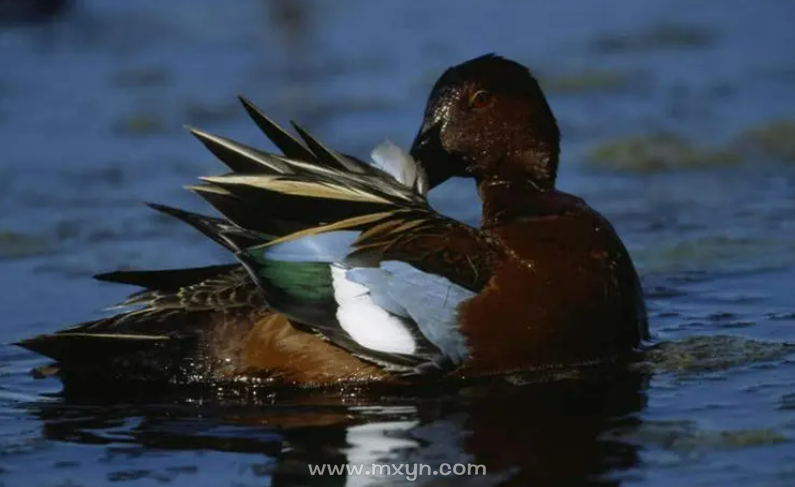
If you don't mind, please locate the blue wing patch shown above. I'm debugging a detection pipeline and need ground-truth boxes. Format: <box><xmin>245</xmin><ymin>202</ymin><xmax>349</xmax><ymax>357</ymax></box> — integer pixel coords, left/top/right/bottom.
<box><xmin>347</xmin><ymin>261</ymin><xmax>474</xmax><ymax>364</ymax></box>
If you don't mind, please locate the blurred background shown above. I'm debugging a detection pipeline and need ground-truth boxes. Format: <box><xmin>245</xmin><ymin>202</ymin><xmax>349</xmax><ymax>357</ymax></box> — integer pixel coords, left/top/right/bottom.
<box><xmin>1</xmin><ymin>1</ymin><xmax>794</xmax><ymax>486</ymax></box>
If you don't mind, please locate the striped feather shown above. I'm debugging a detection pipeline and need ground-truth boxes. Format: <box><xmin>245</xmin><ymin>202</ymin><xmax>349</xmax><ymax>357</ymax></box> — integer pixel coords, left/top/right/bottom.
<box><xmin>145</xmin><ymin>203</ymin><xmax>266</xmax><ymax>251</ymax></box>
<box><xmin>200</xmin><ymin>175</ymin><xmax>396</xmax><ymax>205</ymax></box>
<box><xmin>188</xmin><ymin>126</ymin><xmax>294</xmax><ymax>174</ymax></box>
<box><xmin>251</xmin><ymin>211</ymin><xmax>398</xmax><ymax>250</ymax></box>
<box><xmin>238</xmin><ymin>96</ymin><xmax>317</xmax><ymax>162</ymax></box>
<box><xmin>94</xmin><ymin>264</ymin><xmax>239</xmax><ymax>292</ymax></box>
<box><xmin>290</xmin><ymin>122</ymin><xmax>367</xmax><ymax>173</ymax></box>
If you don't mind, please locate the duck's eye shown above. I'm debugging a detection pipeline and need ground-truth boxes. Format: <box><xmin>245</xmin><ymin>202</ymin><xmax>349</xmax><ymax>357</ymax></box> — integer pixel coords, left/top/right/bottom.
<box><xmin>469</xmin><ymin>90</ymin><xmax>493</xmax><ymax>109</ymax></box>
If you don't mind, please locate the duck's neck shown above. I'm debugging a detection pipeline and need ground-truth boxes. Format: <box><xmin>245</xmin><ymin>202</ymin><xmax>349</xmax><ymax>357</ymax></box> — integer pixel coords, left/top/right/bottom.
<box><xmin>474</xmin><ymin>143</ymin><xmax>557</xmax><ymax>186</ymax></box>
<box><xmin>475</xmin><ymin>150</ymin><xmax>559</xmax><ymax>228</ymax></box>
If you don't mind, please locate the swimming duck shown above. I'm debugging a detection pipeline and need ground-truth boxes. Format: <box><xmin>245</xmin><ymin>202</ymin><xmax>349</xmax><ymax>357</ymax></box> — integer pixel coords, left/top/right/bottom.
<box><xmin>17</xmin><ymin>54</ymin><xmax>648</xmax><ymax>386</ymax></box>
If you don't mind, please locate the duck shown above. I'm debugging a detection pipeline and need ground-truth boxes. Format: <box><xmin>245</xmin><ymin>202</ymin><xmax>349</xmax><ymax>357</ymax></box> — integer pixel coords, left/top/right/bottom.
<box><xmin>16</xmin><ymin>54</ymin><xmax>649</xmax><ymax>387</ymax></box>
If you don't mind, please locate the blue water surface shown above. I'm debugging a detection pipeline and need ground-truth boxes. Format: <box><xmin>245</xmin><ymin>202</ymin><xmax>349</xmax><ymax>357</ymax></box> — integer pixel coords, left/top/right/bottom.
<box><xmin>1</xmin><ymin>1</ymin><xmax>795</xmax><ymax>485</ymax></box>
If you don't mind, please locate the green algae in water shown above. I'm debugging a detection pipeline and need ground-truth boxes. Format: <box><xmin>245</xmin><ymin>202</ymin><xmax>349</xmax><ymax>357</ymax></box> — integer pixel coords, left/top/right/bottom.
<box><xmin>539</xmin><ymin>69</ymin><xmax>629</xmax><ymax>94</ymax></box>
<box><xmin>0</xmin><ymin>231</ymin><xmax>50</xmax><ymax>259</ymax></box>
<box><xmin>587</xmin><ymin>134</ymin><xmax>742</xmax><ymax>172</ymax></box>
<box><xmin>593</xmin><ymin>23</ymin><xmax>717</xmax><ymax>53</ymax></box>
<box><xmin>587</xmin><ymin>121</ymin><xmax>795</xmax><ymax>172</ymax></box>
<box><xmin>606</xmin><ymin>420</ymin><xmax>788</xmax><ymax>457</ymax></box>
<box><xmin>113</xmin><ymin>113</ymin><xmax>167</xmax><ymax>136</ymax></box>
<box><xmin>734</xmin><ymin>120</ymin><xmax>795</xmax><ymax>162</ymax></box>
<box><xmin>643</xmin><ymin>335</ymin><xmax>795</xmax><ymax>374</ymax></box>
<box><xmin>635</xmin><ymin>235</ymin><xmax>795</xmax><ymax>274</ymax></box>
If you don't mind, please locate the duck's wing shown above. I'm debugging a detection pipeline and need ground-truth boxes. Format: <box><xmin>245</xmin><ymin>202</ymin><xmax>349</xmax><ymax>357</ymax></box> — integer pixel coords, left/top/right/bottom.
<box><xmin>18</xmin><ymin>99</ymin><xmax>450</xmax><ymax>376</ymax></box>
<box><xmin>20</xmin><ymin>208</ymin><xmax>270</xmax><ymax>370</ymax></box>
<box><xmin>244</xmin><ymin>209</ymin><xmax>495</xmax><ymax>375</ymax></box>
<box><xmin>183</xmin><ymin>126</ymin><xmax>494</xmax><ymax>375</ymax></box>
<box><xmin>35</xmin><ymin>96</ymin><xmax>394</xmax><ymax>344</ymax></box>
<box><xmin>15</xmin><ymin>266</ymin><xmax>265</xmax><ymax>366</ymax></box>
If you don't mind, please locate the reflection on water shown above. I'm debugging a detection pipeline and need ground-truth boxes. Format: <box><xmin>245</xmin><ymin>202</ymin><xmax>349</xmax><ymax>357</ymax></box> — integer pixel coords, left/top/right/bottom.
<box><xmin>25</xmin><ymin>368</ymin><xmax>648</xmax><ymax>486</ymax></box>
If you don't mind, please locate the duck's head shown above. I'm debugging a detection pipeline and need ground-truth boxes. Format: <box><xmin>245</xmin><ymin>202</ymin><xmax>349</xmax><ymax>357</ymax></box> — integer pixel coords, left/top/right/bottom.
<box><xmin>410</xmin><ymin>54</ymin><xmax>560</xmax><ymax>190</ymax></box>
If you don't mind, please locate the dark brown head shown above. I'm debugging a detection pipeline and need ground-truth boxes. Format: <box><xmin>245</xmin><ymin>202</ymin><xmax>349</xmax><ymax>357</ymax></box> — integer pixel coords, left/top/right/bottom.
<box><xmin>409</xmin><ymin>54</ymin><xmax>560</xmax><ymax>189</ymax></box>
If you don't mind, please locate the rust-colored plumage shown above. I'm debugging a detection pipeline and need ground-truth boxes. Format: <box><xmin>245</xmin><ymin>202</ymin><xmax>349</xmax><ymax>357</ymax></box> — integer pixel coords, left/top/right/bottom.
<box><xmin>456</xmin><ymin>183</ymin><xmax>646</xmax><ymax>375</ymax></box>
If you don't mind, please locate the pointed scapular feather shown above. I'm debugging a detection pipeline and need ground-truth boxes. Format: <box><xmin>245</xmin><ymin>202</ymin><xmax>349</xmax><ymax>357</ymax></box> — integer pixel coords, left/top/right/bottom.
<box><xmin>353</xmin><ymin>217</ymin><xmax>430</xmax><ymax>249</ymax></box>
<box><xmin>290</xmin><ymin>122</ymin><xmax>367</xmax><ymax>173</ymax></box>
<box><xmin>188</xmin><ymin>185</ymin><xmax>273</xmax><ymax>232</ymax></box>
<box><xmin>200</xmin><ymin>175</ymin><xmax>394</xmax><ymax>204</ymax></box>
<box><xmin>190</xmin><ymin>130</ymin><xmax>344</xmax><ymax>180</ymax></box>
<box><xmin>269</xmin><ymin>157</ymin><xmax>344</xmax><ymax>178</ymax></box>
<box><xmin>187</xmin><ymin>126</ymin><xmax>294</xmax><ymax>174</ymax></box>
<box><xmin>51</xmin><ymin>333</ymin><xmax>170</xmax><ymax>341</ymax></box>
<box><xmin>254</xmin><ymin>211</ymin><xmax>396</xmax><ymax>249</ymax></box>
<box><xmin>357</xmin><ymin>218</ymin><xmax>410</xmax><ymax>241</ymax></box>
<box><xmin>191</xmin><ymin>180</ymin><xmax>390</xmax><ymax>237</ymax></box>
<box><xmin>94</xmin><ymin>264</ymin><xmax>238</xmax><ymax>291</ymax></box>
<box><xmin>184</xmin><ymin>183</ymin><xmax>234</xmax><ymax>196</ymax></box>
<box><xmin>146</xmin><ymin>203</ymin><xmax>249</xmax><ymax>251</ymax></box>
<box><xmin>384</xmin><ymin>219</ymin><xmax>429</xmax><ymax>235</ymax></box>
<box><xmin>238</xmin><ymin>96</ymin><xmax>317</xmax><ymax>162</ymax></box>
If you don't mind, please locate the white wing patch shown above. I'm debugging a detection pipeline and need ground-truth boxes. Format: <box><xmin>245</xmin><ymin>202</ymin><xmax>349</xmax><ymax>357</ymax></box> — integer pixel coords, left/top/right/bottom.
<box><xmin>330</xmin><ymin>265</ymin><xmax>417</xmax><ymax>355</ymax></box>
<box><xmin>347</xmin><ymin>261</ymin><xmax>475</xmax><ymax>364</ymax></box>
<box><xmin>370</xmin><ymin>140</ymin><xmax>429</xmax><ymax>195</ymax></box>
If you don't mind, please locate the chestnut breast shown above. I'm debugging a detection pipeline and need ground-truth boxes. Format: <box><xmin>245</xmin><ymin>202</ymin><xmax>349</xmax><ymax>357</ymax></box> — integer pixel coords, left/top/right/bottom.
<box><xmin>457</xmin><ymin>191</ymin><xmax>643</xmax><ymax>375</ymax></box>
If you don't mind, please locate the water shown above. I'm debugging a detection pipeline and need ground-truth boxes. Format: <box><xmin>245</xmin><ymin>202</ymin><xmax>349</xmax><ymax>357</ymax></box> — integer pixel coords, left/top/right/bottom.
<box><xmin>1</xmin><ymin>0</ymin><xmax>794</xmax><ymax>485</ymax></box>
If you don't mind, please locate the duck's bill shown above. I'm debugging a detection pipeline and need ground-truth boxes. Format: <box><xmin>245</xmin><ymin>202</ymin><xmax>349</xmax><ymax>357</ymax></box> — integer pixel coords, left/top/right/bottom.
<box><xmin>408</xmin><ymin>122</ymin><xmax>462</xmax><ymax>189</ymax></box>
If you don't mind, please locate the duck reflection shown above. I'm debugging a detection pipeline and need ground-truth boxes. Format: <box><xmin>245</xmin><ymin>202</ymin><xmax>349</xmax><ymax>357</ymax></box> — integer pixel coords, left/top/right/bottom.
<box><xmin>28</xmin><ymin>367</ymin><xmax>647</xmax><ymax>486</ymax></box>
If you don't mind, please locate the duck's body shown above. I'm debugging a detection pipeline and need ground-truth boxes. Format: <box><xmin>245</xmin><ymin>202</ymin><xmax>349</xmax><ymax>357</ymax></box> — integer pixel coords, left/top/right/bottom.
<box><xmin>456</xmin><ymin>184</ymin><xmax>645</xmax><ymax>374</ymax></box>
<box><xmin>17</xmin><ymin>54</ymin><xmax>648</xmax><ymax>387</ymax></box>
